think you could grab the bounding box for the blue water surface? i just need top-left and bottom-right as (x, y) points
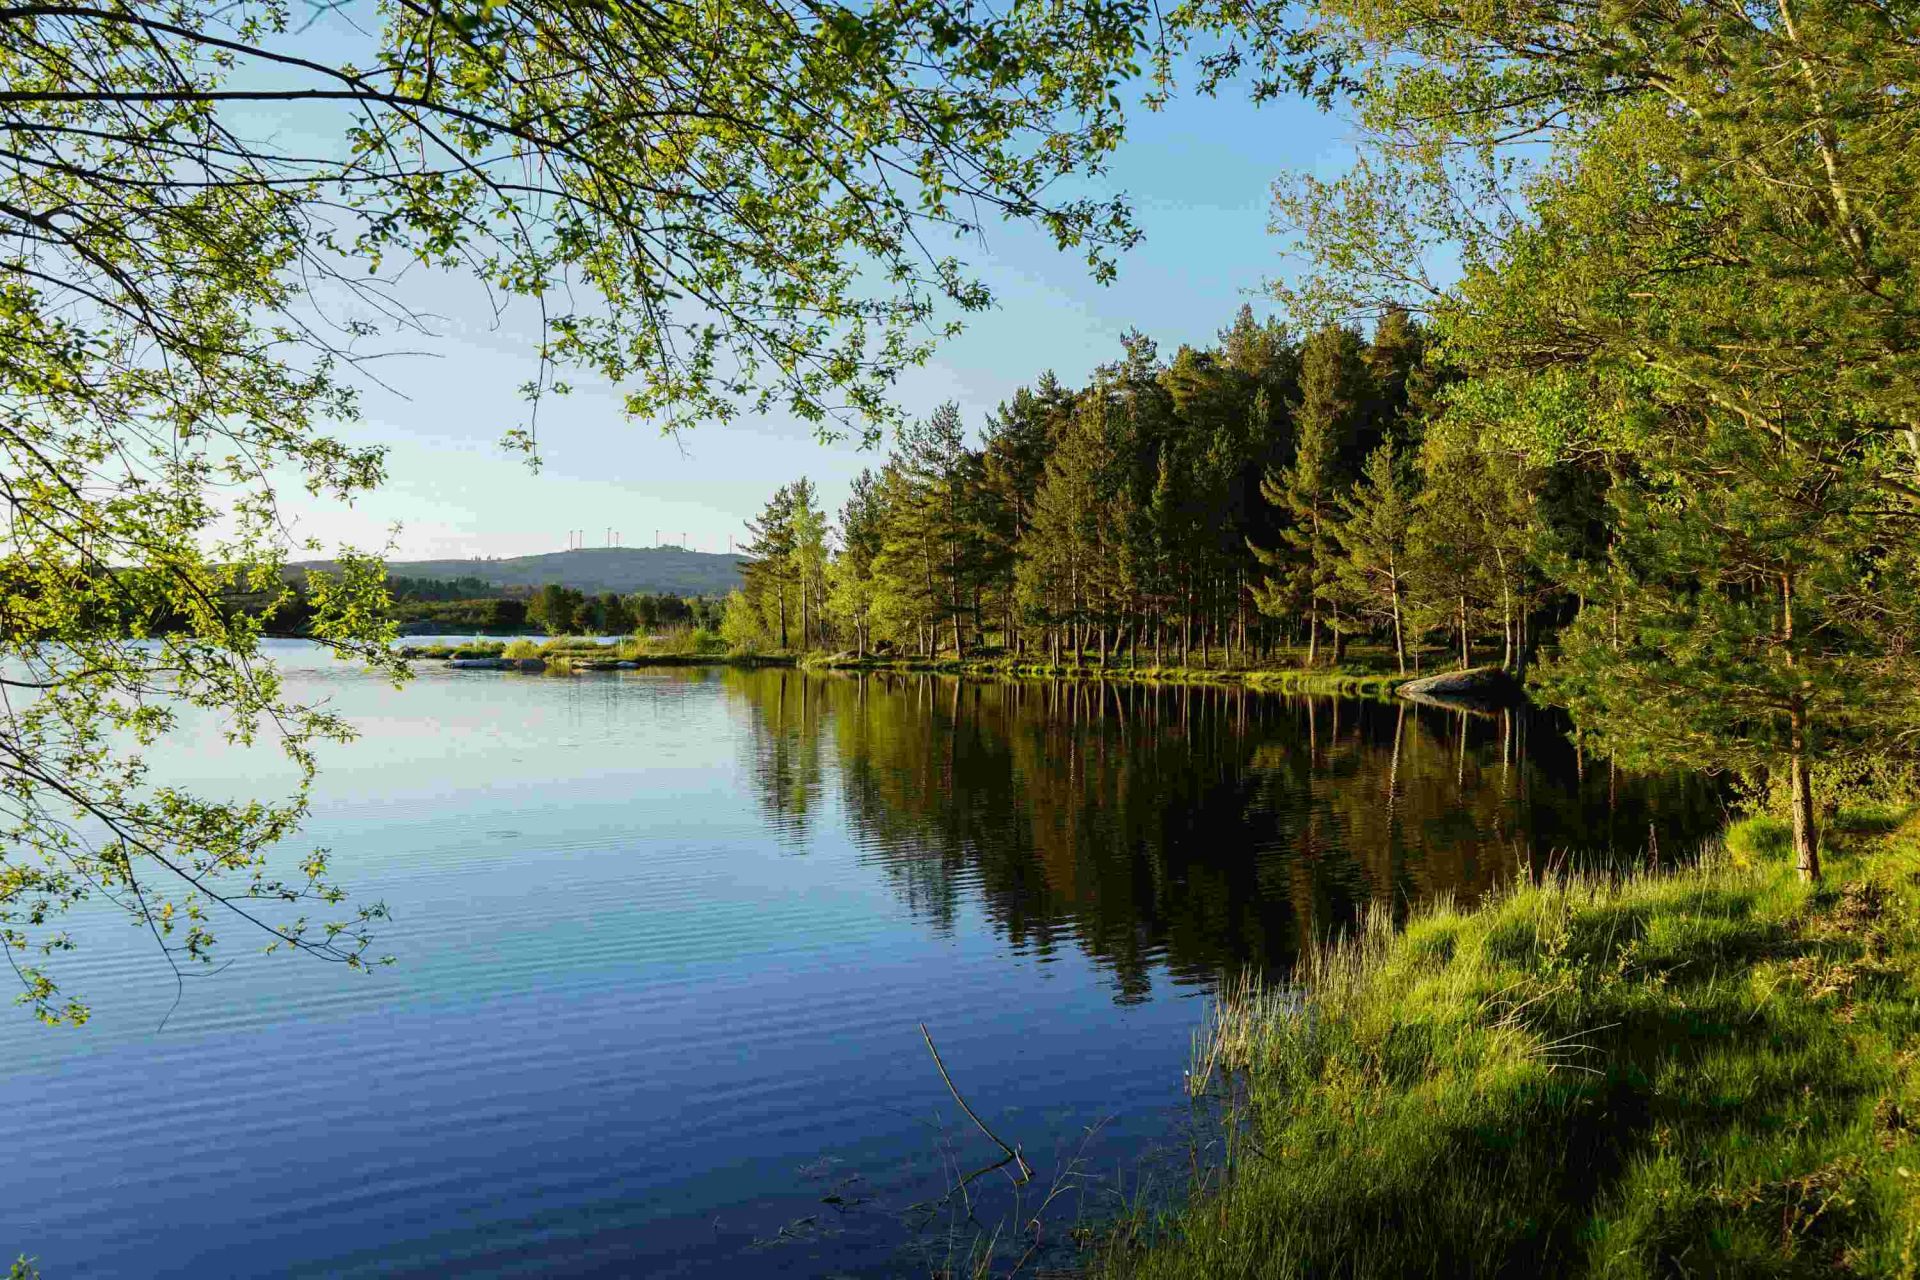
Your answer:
(0, 642), (1720, 1277)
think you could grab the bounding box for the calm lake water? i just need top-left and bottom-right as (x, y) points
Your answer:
(0, 642), (1725, 1277)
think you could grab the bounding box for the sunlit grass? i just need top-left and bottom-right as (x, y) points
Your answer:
(1097, 812), (1920, 1278)
(800, 654), (1414, 698)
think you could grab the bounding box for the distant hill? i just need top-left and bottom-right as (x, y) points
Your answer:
(295, 546), (746, 596)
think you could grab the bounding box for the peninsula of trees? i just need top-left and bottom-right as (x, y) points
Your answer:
(731, 307), (1452, 673)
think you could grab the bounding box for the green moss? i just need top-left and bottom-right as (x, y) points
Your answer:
(1098, 812), (1920, 1279)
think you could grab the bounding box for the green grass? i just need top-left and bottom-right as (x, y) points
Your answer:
(401, 632), (743, 667)
(1096, 812), (1920, 1279)
(802, 653), (1412, 698)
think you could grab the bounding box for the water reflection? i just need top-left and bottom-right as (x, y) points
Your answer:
(728, 670), (1726, 1001)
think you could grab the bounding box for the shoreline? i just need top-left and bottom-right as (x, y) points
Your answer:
(402, 647), (1418, 697)
(1093, 809), (1920, 1277)
(393, 642), (1543, 707)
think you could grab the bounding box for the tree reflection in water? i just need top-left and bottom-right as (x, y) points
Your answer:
(729, 670), (1725, 1002)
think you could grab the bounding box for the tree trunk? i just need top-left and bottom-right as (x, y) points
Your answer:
(1790, 702), (1820, 882)
(1782, 568), (1819, 881)
(1458, 595), (1471, 670)
(1500, 565), (1514, 673)
(1390, 580), (1406, 675)
(1306, 602), (1319, 668)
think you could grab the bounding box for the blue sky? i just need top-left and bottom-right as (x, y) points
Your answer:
(270, 31), (1365, 562)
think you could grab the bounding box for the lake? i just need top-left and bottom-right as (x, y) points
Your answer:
(0, 642), (1725, 1277)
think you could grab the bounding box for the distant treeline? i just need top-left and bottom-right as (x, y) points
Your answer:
(135, 573), (726, 638)
(518, 585), (721, 636)
(386, 574), (505, 602)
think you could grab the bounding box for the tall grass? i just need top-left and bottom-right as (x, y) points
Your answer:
(1098, 813), (1920, 1278)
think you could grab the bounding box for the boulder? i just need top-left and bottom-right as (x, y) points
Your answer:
(1396, 666), (1526, 708)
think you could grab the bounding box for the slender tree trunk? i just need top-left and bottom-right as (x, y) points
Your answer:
(1789, 703), (1820, 882)
(1458, 594), (1471, 670)
(1307, 601), (1319, 668)
(1390, 577), (1406, 675)
(1782, 569), (1819, 881)
(1499, 554), (1514, 673)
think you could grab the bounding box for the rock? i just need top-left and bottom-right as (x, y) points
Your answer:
(1396, 666), (1525, 708)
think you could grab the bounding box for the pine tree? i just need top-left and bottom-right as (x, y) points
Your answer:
(980, 384), (1062, 653)
(788, 478), (829, 651)
(1020, 384), (1134, 664)
(1254, 325), (1369, 664)
(827, 470), (887, 658)
(1331, 442), (1417, 673)
(870, 462), (943, 656)
(893, 404), (983, 656)
(740, 485), (798, 649)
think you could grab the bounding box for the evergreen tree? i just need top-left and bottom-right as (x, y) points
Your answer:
(894, 404), (983, 656)
(788, 479), (829, 651)
(1331, 442), (1417, 673)
(741, 485), (798, 649)
(1254, 325), (1369, 664)
(1020, 383), (1135, 664)
(980, 384), (1063, 654)
(827, 471), (887, 658)
(870, 462), (944, 656)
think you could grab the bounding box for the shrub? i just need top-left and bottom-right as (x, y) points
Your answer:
(719, 589), (768, 652)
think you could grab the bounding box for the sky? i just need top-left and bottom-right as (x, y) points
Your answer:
(265, 17), (1368, 563)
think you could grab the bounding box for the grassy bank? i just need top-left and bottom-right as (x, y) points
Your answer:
(1098, 809), (1920, 1278)
(396, 634), (753, 667)
(802, 653), (1412, 698)
(394, 640), (1421, 695)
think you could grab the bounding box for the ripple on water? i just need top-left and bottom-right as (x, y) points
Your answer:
(0, 648), (1727, 1277)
